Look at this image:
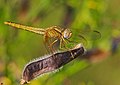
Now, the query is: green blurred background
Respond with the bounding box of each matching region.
[0,0,120,85]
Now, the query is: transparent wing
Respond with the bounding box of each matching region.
[66,28,101,48]
[78,29,101,41]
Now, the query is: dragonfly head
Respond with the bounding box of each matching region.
[63,29,72,39]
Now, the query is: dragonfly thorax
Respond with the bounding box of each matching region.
[63,29,72,39]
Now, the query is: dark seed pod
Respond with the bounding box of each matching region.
[20,44,85,84]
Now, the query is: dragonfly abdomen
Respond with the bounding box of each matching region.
[4,21,45,35]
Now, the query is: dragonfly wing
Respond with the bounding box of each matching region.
[69,28,101,47]
[78,30,101,41]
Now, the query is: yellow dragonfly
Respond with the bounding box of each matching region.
[4,21,72,52]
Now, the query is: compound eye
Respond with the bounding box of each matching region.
[63,29,72,39]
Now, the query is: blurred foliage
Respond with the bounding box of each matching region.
[0,0,120,85]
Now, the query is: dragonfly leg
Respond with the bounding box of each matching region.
[44,36,55,54]
[59,39,62,50]
[61,38,74,58]
[44,36,51,53]
[49,39,58,51]
[46,41,55,55]
[60,38,66,50]
[44,41,51,54]
[49,39,58,47]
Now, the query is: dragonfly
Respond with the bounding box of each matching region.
[4,21,101,53]
[4,21,72,53]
